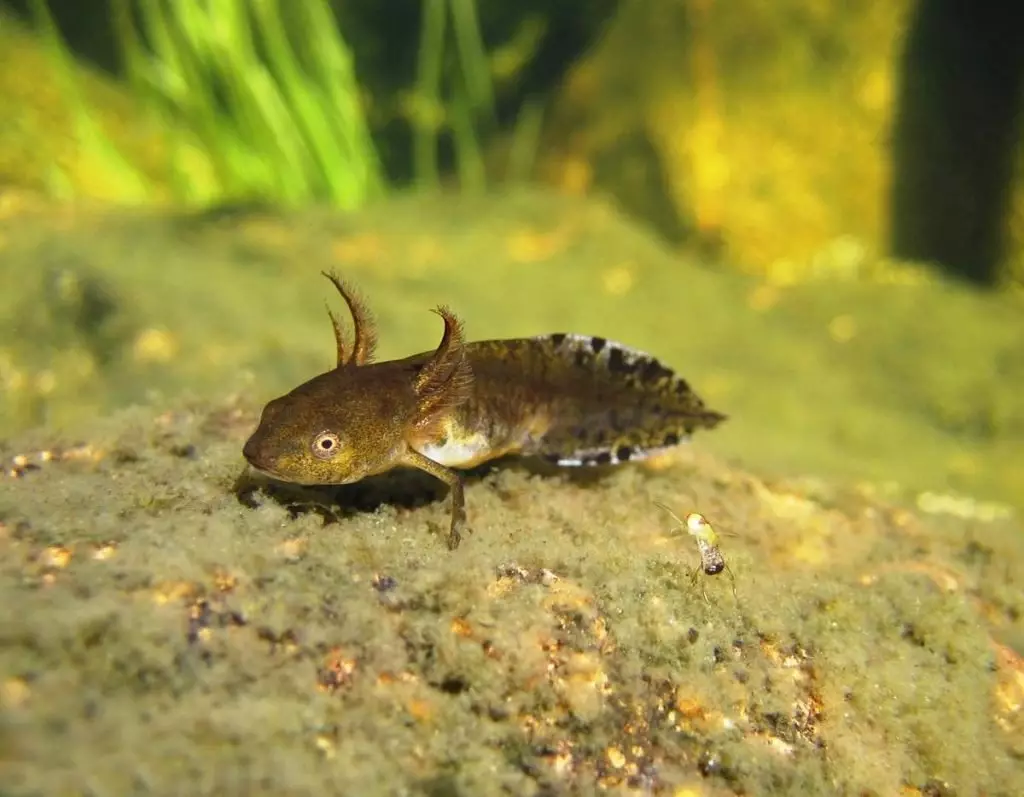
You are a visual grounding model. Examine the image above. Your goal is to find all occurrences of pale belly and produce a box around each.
[411,415,546,469]
[415,433,496,468]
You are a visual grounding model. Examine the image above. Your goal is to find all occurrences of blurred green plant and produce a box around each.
[111,0,384,208]
[413,0,492,192]
[412,0,545,191]
[30,0,385,208]
[27,0,543,206]
[27,0,157,202]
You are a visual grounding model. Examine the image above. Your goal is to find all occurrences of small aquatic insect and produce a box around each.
[243,271,726,550]
[653,502,737,601]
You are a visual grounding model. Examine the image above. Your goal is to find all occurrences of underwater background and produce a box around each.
[1,2,1022,795]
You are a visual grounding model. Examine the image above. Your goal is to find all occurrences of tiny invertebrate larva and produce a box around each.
[654,501,738,602]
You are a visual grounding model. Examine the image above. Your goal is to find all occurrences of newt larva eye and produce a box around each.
[311,431,342,459]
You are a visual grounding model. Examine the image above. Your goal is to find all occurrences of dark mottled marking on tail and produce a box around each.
[527,332,726,467]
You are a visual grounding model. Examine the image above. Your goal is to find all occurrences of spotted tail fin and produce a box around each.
[528,333,726,467]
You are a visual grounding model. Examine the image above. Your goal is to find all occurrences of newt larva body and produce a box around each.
[243,272,727,549]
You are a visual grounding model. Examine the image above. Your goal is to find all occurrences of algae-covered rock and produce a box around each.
[535,0,1024,289]
[0,397,1021,795]
[536,0,913,275]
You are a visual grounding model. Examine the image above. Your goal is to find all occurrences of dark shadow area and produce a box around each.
[233,455,621,534]
[331,0,622,187]
[890,0,1024,286]
[591,130,695,248]
[1,0,120,72]
[235,464,459,526]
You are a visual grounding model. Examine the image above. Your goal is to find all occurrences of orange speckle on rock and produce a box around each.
[44,545,72,569]
[376,670,418,687]
[639,448,684,472]
[1,677,31,708]
[605,746,626,769]
[67,443,105,465]
[319,648,357,692]
[992,641,1024,734]
[486,575,521,598]
[91,542,117,561]
[213,569,237,593]
[152,580,199,605]
[407,698,434,723]
[862,561,962,593]
[674,692,706,720]
[276,537,307,562]
[542,578,595,614]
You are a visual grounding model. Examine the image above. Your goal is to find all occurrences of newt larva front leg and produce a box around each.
[400,448,468,550]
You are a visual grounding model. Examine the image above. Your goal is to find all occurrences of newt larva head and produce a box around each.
[242,363,417,485]
[242,271,474,485]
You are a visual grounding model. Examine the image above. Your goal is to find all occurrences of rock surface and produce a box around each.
[0,396,1021,795]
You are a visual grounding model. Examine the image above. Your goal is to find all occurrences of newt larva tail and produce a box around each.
[530,333,725,466]
[463,333,726,468]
